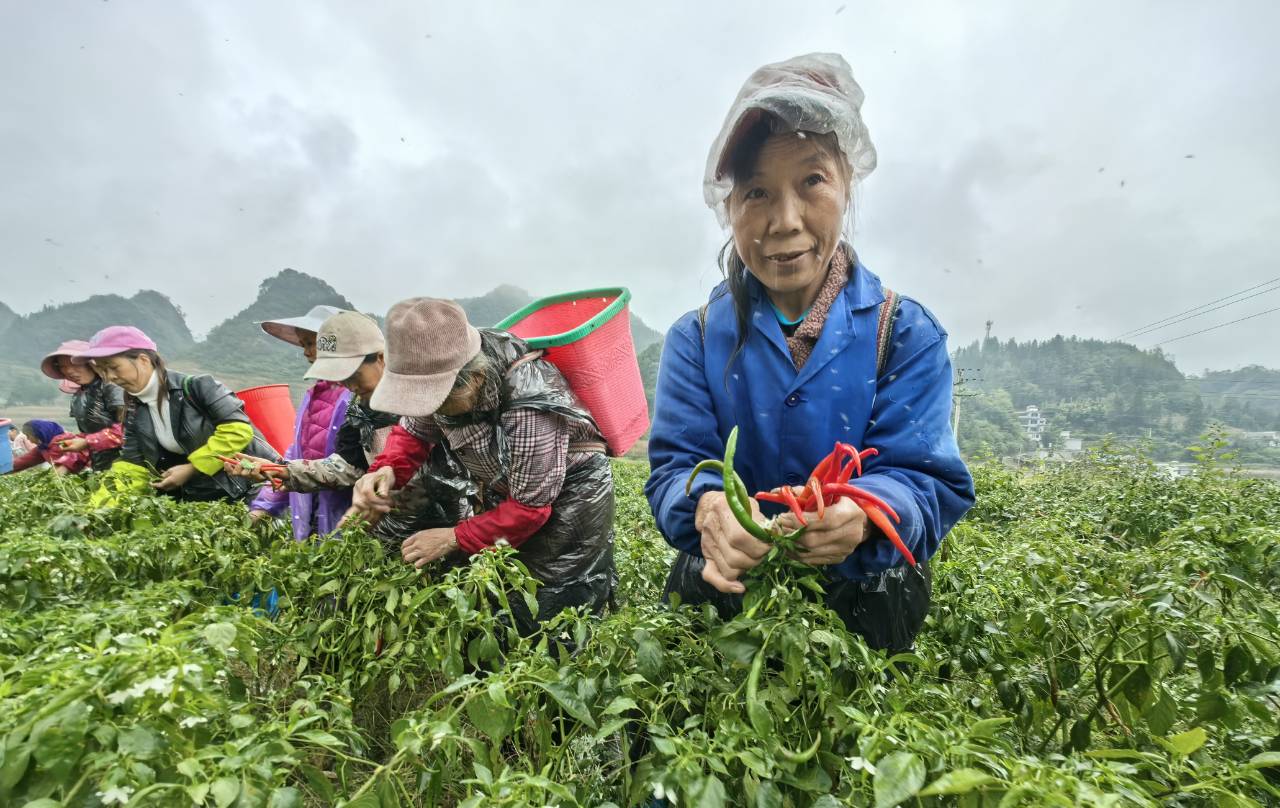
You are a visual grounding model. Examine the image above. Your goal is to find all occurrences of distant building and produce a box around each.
[1241,431,1279,448]
[1059,431,1083,453]
[1017,405,1047,444]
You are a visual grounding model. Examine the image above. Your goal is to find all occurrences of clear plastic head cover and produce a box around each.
[704,52,878,228]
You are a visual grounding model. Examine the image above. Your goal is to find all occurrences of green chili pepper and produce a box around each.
[723,427,777,543]
[778,730,823,765]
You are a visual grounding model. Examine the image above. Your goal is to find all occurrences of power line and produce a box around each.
[1122,284,1280,340]
[1149,306,1280,347]
[1116,276,1280,338]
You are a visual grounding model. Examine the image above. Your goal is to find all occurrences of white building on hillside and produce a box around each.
[1017,405,1047,444]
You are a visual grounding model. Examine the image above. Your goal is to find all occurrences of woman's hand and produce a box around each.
[221,453,285,482]
[401,528,459,569]
[152,463,197,492]
[248,509,272,524]
[695,490,772,594]
[56,437,89,453]
[339,467,396,528]
[776,491,868,566]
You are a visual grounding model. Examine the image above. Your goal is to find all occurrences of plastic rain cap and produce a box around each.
[40,339,91,379]
[704,52,877,228]
[258,304,346,347]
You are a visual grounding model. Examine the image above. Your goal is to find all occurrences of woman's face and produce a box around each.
[95,354,153,394]
[297,331,318,364]
[340,355,385,400]
[728,133,849,298]
[55,355,97,386]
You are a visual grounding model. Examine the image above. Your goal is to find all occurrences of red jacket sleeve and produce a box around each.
[84,423,124,453]
[8,448,47,473]
[454,499,553,554]
[367,425,431,488]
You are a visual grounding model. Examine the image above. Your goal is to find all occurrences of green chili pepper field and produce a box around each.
[1,445,1278,806]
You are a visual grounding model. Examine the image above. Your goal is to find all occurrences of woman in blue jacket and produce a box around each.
[645,53,975,653]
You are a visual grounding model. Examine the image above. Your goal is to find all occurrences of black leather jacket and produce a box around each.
[70,378,126,472]
[120,370,281,501]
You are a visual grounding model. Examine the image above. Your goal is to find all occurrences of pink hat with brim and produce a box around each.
[40,340,91,379]
[73,326,158,362]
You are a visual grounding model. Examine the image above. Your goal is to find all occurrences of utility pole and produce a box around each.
[984,319,994,343]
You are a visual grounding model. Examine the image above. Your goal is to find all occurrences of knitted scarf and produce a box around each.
[786,245,852,370]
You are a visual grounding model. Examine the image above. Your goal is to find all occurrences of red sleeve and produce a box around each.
[367,425,431,488]
[84,423,124,453]
[454,498,553,554]
[8,448,47,473]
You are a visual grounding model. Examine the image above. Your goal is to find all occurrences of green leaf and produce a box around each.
[204,622,237,651]
[538,681,597,729]
[1196,647,1216,682]
[874,752,926,808]
[636,637,664,683]
[1223,645,1251,686]
[211,776,240,808]
[968,717,1012,738]
[602,696,639,716]
[466,694,514,742]
[31,700,89,782]
[1144,690,1178,737]
[688,774,726,808]
[1246,751,1280,769]
[1068,718,1090,753]
[267,788,302,808]
[1166,727,1207,756]
[920,768,997,796]
[117,726,160,760]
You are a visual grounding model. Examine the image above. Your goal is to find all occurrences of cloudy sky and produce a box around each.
[2,0,1277,374]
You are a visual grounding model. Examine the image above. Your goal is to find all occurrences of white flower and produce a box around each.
[846,756,877,774]
[97,785,134,804]
[179,716,208,728]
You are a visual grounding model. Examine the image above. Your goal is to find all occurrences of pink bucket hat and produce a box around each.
[73,326,158,363]
[40,339,91,379]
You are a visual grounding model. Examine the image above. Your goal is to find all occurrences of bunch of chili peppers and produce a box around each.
[685,426,915,567]
[218,455,288,491]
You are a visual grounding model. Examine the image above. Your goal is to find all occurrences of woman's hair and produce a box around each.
[441,350,497,412]
[717,113,851,378]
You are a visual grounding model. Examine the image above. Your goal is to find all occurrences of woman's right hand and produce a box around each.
[222,453,271,481]
[340,467,396,527]
[695,490,772,594]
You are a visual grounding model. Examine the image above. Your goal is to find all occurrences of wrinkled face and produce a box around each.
[55,355,97,386]
[297,331,318,364]
[94,354,153,394]
[728,133,849,297]
[340,355,385,400]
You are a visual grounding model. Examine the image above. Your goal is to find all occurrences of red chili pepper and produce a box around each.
[822,483,901,523]
[754,491,789,505]
[807,477,825,520]
[862,503,916,567]
[779,486,808,527]
[809,446,841,486]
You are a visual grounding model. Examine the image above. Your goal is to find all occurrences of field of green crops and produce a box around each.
[1,447,1278,807]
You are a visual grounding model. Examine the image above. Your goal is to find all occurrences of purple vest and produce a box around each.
[249,380,353,540]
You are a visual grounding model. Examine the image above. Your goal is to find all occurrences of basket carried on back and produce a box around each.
[496,288,649,456]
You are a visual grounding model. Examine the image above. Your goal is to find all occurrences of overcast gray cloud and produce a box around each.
[2,0,1277,373]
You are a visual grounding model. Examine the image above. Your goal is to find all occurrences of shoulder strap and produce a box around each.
[180,374,213,422]
[875,287,901,377]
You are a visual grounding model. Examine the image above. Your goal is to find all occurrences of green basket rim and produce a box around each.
[495,287,632,348]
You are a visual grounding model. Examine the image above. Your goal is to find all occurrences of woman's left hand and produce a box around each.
[401,528,459,569]
[152,463,198,492]
[776,493,869,566]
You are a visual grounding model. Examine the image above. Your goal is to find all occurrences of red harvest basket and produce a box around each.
[235,384,296,455]
[496,287,649,456]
